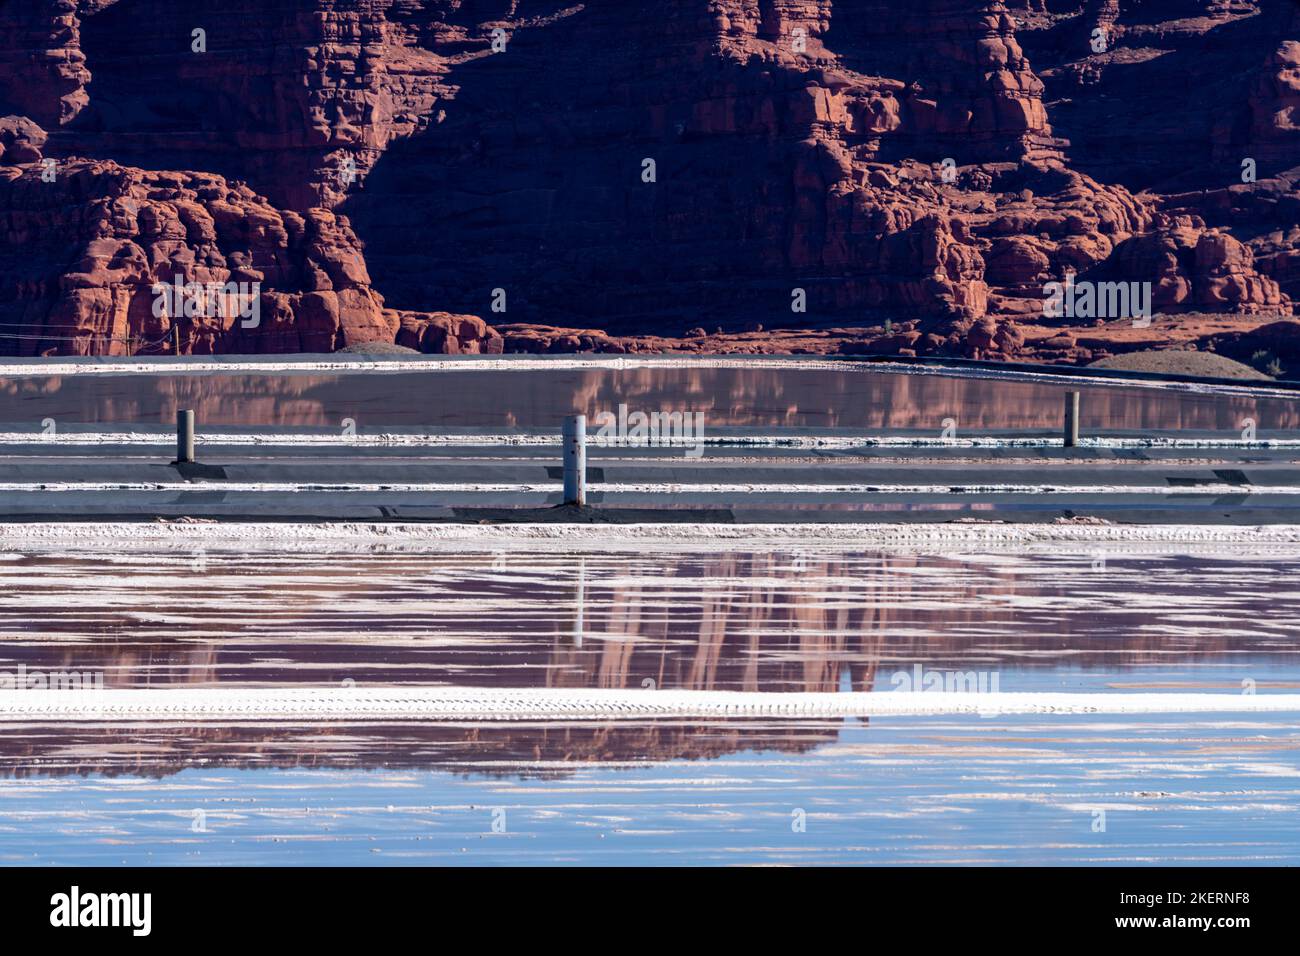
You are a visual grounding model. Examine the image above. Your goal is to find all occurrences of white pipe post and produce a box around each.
[563,414,586,506]
[1064,391,1080,448]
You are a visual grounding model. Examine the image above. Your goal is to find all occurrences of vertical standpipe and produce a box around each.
[1064,390,1080,448]
[563,414,587,506]
[177,409,195,463]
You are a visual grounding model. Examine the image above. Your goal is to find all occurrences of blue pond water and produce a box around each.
[0,538,1297,864]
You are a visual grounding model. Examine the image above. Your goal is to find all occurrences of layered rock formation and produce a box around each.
[0,0,1295,361]
[0,156,395,353]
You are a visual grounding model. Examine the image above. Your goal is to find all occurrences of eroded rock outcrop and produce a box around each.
[0,154,391,355]
[393,310,504,355]
[0,0,90,127]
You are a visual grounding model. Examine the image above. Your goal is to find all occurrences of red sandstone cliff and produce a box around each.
[0,0,1296,361]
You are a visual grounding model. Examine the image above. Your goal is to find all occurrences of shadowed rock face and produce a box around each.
[0,0,1295,360]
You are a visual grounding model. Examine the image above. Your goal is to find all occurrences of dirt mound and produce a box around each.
[1088,350,1273,381]
[336,342,420,356]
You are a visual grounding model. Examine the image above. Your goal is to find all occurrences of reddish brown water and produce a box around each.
[0,363,1294,433]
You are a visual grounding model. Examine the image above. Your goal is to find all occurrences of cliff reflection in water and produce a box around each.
[0,364,1293,433]
[0,721,842,781]
[1,543,1297,777]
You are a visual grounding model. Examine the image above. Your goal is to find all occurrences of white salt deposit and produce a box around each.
[1,686,1297,722]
